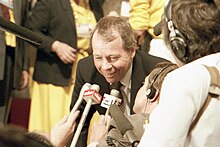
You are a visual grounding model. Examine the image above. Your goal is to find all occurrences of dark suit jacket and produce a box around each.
[26,0,77,86]
[13,0,30,89]
[70,50,167,147]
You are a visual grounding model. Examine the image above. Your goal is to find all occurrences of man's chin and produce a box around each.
[105,77,117,84]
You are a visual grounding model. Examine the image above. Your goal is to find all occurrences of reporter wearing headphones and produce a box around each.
[139,0,220,146]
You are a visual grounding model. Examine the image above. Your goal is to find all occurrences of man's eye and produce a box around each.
[95,57,102,60]
[110,56,119,61]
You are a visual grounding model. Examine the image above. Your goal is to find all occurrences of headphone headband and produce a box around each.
[164,0,188,63]
[146,64,170,101]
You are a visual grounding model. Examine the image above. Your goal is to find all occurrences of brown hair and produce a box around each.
[163,0,220,63]
[148,62,178,92]
[90,16,136,51]
[0,125,54,147]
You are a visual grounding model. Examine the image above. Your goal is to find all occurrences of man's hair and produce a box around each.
[90,16,136,51]
[163,0,220,62]
[0,125,54,147]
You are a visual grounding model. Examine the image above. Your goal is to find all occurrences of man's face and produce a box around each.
[92,31,135,83]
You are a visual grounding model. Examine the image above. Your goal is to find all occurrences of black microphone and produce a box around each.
[109,104,139,147]
[0,16,42,46]
[153,21,162,36]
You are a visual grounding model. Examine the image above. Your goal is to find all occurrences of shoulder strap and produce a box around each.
[189,65,220,132]
[204,66,220,96]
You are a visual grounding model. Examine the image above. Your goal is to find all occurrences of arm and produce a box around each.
[27,0,77,64]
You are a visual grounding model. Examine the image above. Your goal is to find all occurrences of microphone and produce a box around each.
[101,89,121,109]
[153,21,162,36]
[68,83,91,121]
[109,104,139,147]
[70,84,102,147]
[101,89,120,121]
[0,16,43,46]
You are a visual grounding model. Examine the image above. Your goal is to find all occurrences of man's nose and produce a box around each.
[101,60,112,70]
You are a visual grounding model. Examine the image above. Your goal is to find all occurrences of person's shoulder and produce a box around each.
[165,63,211,91]
[77,55,96,72]
[78,55,93,65]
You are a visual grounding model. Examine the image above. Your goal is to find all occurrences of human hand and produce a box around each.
[52,41,77,64]
[20,70,29,89]
[50,110,80,147]
[90,115,111,144]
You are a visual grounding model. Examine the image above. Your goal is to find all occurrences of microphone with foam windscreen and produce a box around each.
[70,84,102,147]
[68,83,91,121]
[0,16,42,46]
[101,89,120,121]
[109,104,139,147]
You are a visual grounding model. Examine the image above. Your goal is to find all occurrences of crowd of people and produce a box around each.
[1,0,220,147]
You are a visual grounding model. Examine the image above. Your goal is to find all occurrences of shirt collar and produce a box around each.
[120,63,132,89]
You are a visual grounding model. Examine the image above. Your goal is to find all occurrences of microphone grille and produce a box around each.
[91,84,100,92]
[82,83,91,90]
[110,89,120,97]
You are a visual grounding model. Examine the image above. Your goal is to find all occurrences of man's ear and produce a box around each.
[130,47,136,59]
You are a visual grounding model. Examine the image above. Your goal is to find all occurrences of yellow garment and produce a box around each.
[129,0,164,38]
[71,1,96,50]
[5,9,16,47]
[28,82,73,133]
[28,52,87,133]
[29,1,96,133]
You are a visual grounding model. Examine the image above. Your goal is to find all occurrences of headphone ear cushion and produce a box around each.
[171,38,186,58]
[170,29,187,61]
[146,85,159,102]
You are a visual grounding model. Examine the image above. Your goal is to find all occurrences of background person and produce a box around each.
[27,0,78,134]
[138,0,220,146]
[0,0,30,124]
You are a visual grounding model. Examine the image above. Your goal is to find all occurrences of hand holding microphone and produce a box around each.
[68,83,91,121]
[70,84,102,147]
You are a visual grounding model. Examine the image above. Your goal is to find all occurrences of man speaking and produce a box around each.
[70,16,167,147]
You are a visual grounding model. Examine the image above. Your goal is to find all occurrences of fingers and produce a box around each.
[20,71,29,89]
[105,116,111,130]
[67,110,80,125]
[56,115,68,126]
[52,41,77,64]
[57,46,77,64]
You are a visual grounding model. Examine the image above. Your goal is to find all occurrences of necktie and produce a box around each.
[110,82,127,113]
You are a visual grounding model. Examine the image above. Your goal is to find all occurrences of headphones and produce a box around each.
[164,0,188,63]
[146,65,170,101]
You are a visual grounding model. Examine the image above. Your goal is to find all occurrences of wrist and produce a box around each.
[52,41,61,52]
